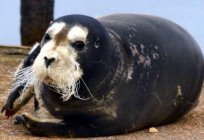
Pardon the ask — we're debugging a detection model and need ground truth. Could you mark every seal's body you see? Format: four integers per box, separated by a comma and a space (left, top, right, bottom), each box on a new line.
2, 14, 204, 137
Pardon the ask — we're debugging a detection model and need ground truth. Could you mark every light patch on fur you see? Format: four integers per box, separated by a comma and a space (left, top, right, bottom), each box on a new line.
94, 38, 100, 48
144, 55, 151, 67
140, 44, 145, 54
127, 65, 134, 80
67, 25, 88, 43
47, 22, 66, 36
138, 55, 146, 64
22, 112, 62, 123
152, 52, 159, 60
129, 42, 139, 56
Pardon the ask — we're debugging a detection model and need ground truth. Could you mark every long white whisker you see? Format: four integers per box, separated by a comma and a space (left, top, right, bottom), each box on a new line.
72, 76, 89, 101
9, 66, 38, 95
80, 77, 97, 101
43, 82, 59, 93
47, 67, 90, 101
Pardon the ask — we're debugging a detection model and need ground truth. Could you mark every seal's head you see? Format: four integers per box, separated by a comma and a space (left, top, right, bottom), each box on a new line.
31, 15, 115, 101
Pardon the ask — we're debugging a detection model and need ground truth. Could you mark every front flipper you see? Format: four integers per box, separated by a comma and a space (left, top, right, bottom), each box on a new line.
1, 44, 41, 117
1, 86, 25, 117
14, 113, 99, 137
14, 113, 69, 137
2, 86, 34, 118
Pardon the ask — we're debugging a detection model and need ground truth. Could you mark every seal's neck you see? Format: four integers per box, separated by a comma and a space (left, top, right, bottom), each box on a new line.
106, 29, 128, 90
88, 29, 128, 101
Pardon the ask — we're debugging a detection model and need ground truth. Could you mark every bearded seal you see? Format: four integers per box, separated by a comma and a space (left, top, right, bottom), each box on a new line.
1, 14, 204, 137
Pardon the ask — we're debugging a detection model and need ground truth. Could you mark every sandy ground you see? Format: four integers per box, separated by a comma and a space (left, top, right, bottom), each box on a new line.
0, 53, 204, 140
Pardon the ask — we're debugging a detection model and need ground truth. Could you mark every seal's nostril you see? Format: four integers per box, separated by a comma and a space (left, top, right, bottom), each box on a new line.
44, 57, 55, 68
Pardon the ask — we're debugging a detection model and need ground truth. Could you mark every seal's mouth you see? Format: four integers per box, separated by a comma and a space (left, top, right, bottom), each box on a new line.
43, 76, 55, 85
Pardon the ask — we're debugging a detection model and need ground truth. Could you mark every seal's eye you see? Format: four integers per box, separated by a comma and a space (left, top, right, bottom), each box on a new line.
44, 34, 51, 42
71, 41, 85, 50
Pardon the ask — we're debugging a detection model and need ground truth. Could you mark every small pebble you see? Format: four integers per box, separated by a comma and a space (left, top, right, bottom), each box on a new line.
149, 127, 159, 133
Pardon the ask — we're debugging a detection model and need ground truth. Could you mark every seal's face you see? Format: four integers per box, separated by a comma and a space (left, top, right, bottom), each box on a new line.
32, 22, 88, 100
14, 15, 113, 102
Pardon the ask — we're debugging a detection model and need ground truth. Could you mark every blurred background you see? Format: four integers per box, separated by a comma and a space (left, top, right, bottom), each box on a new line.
0, 0, 203, 53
